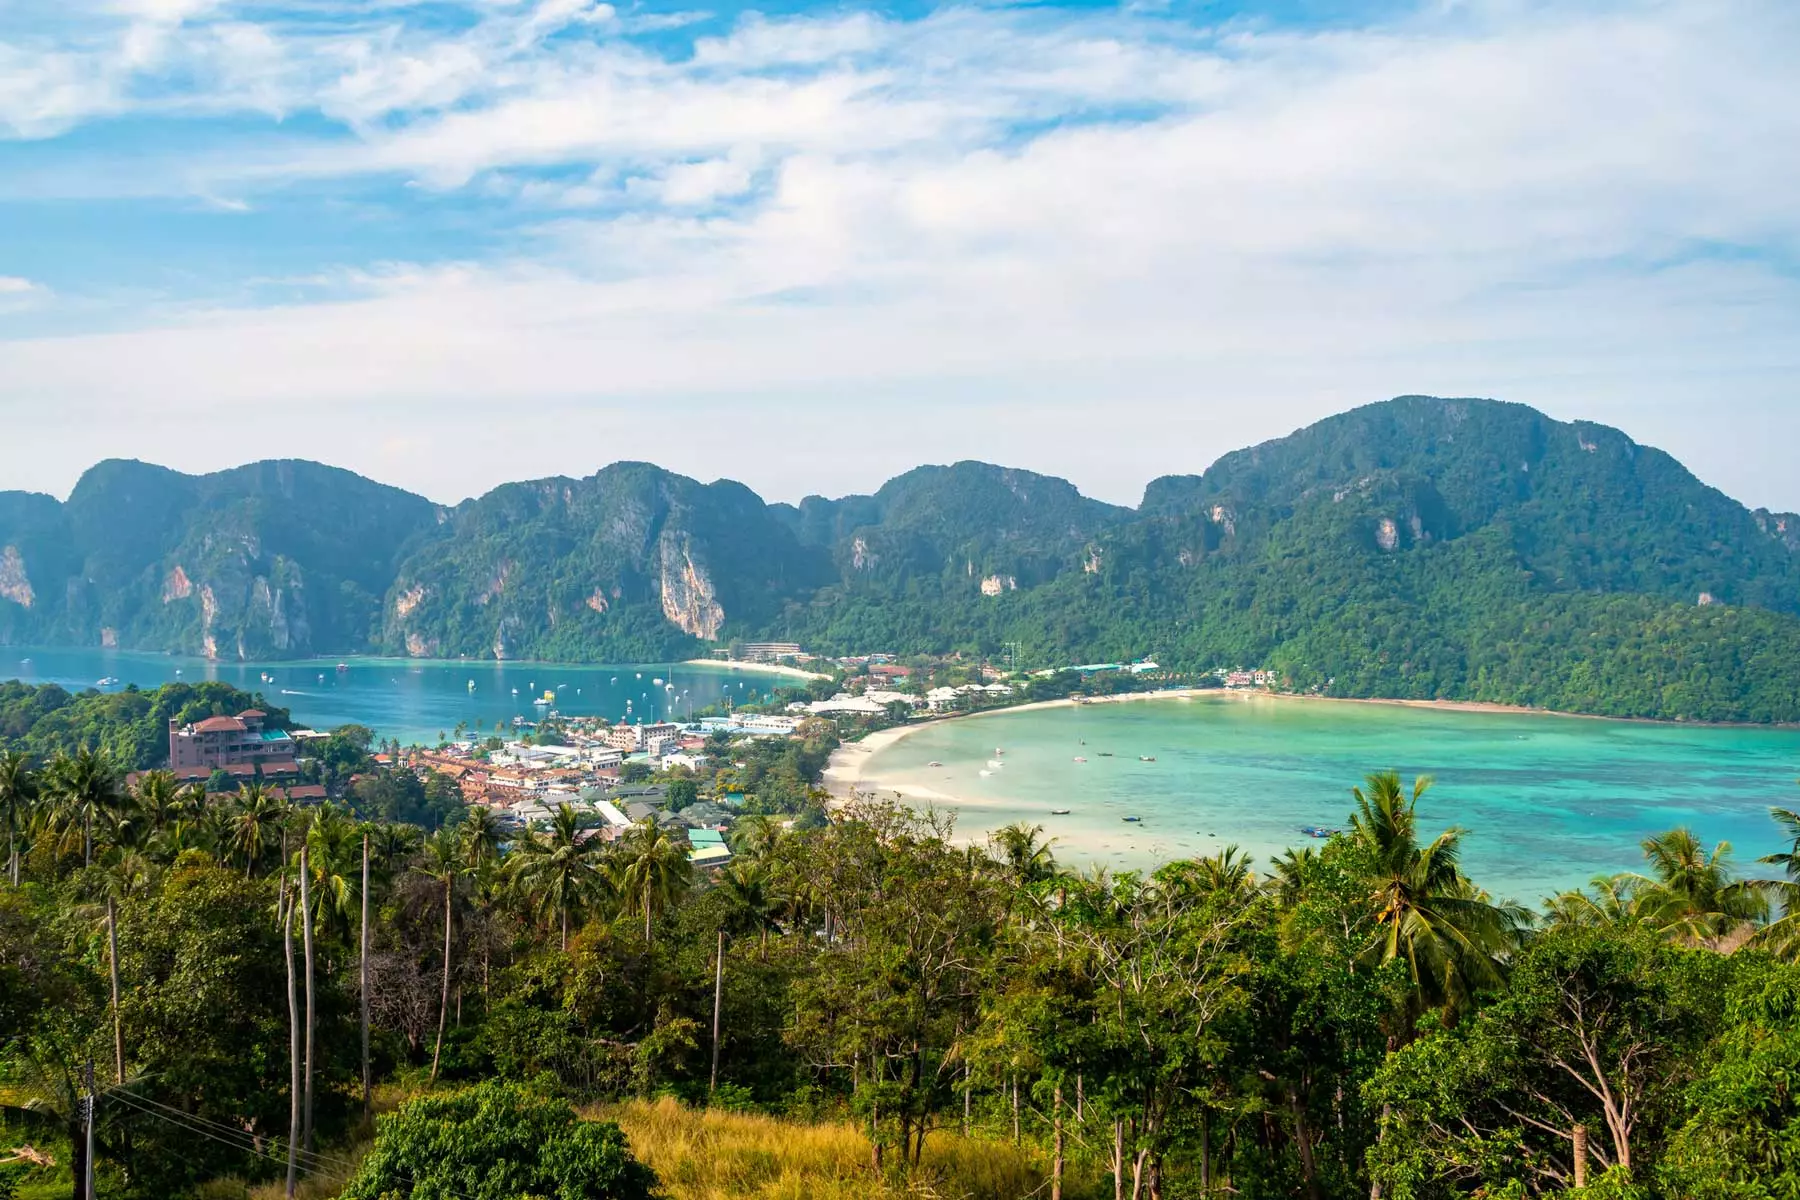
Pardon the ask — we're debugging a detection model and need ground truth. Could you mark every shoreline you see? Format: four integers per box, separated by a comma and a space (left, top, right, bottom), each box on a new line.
821, 683, 1796, 810
678, 658, 831, 681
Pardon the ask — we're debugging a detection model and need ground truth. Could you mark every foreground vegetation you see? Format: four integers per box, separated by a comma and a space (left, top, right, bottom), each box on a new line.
2, 719, 1800, 1197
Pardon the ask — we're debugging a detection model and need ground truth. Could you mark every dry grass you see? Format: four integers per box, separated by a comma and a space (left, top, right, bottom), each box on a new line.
595, 1097, 1103, 1200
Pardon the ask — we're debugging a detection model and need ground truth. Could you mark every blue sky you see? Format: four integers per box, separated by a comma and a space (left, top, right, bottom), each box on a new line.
1, 0, 1796, 508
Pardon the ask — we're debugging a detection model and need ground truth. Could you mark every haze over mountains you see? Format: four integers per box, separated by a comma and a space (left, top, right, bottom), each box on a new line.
5, 396, 1800, 722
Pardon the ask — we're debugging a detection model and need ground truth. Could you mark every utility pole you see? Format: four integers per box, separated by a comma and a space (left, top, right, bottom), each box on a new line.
709, 930, 724, 1096
83, 1059, 96, 1200
361, 831, 371, 1124
299, 843, 316, 1154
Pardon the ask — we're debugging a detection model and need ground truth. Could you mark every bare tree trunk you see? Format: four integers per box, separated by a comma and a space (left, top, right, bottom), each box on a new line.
282, 885, 300, 1199
644, 880, 652, 943
963, 1060, 971, 1137
870, 1097, 882, 1173
1200, 1112, 1210, 1193
360, 833, 371, 1123
1290, 1086, 1322, 1200
299, 845, 316, 1154
1052, 1081, 1065, 1200
1113, 1118, 1125, 1200
1573, 1124, 1589, 1189
561, 904, 569, 952
709, 930, 724, 1096
1012, 1075, 1020, 1144
430, 876, 451, 1083
106, 896, 123, 1084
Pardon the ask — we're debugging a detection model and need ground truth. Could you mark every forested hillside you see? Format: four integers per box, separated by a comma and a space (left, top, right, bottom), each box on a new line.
5, 397, 1800, 721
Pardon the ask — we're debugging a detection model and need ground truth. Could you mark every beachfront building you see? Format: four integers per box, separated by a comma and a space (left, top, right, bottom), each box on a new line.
737, 642, 804, 663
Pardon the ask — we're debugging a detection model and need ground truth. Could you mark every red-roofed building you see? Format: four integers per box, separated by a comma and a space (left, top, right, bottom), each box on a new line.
170, 708, 299, 778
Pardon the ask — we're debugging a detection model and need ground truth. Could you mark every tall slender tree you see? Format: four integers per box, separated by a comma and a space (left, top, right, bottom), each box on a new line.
415, 828, 465, 1083
0, 749, 37, 886
616, 818, 692, 944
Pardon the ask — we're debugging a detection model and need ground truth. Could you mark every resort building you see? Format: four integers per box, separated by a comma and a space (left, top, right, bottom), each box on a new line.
168, 709, 300, 782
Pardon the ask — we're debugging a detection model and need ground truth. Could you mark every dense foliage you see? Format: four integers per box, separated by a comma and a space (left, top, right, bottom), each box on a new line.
0, 681, 288, 768
7, 396, 1800, 719
3, 690, 1800, 1200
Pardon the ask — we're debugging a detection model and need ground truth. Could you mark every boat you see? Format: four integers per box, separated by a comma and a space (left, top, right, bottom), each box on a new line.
1300, 826, 1341, 839
927, 761, 943, 767
986, 759, 1004, 768
979, 769, 992, 777
511, 687, 519, 696
1139, 755, 1156, 762
96, 677, 119, 687
1097, 751, 1114, 757
335, 663, 348, 672
18, 657, 31, 666
1072, 756, 1087, 763
652, 677, 664, 686
467, 680, 476, 691
1122, 815, 1142, 823
1050, 808, 1071, 815
994, 748, 1004, 755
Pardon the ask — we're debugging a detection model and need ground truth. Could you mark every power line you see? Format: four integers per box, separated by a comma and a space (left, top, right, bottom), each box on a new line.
103, 1089, 359, 1175
103, 1088, 490, 1200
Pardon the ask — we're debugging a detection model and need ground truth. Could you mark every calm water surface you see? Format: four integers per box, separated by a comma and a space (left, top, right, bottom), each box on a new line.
860, 693, 1800, 899
4, 646, 791, 743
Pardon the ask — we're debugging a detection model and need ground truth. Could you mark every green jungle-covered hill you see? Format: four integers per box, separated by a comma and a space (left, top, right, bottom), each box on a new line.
5, 396, 1800, 721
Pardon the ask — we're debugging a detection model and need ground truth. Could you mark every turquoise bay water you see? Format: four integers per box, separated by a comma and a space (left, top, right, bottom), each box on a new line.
859, 694, 1800, 899
3, 646, 794, 744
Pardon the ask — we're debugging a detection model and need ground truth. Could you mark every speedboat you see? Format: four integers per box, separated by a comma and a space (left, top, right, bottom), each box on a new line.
927, 761, 943, 767
1072, 756, 1087, 763
986, 759, 1004, 768
1122, 815, 1142, 823
978, 769, 992, 777
1097, 751, 1113, 757
335, 663, 348, 672
1139, 755, 1156, 762
1050, 808, 1071, 815
96, 676, 119, 687
1300, 826, 1341, 839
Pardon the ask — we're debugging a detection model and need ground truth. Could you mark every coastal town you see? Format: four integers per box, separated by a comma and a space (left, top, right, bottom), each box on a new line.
184, 647, 1272, 872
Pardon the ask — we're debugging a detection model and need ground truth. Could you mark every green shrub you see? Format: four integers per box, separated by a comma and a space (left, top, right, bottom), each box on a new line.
338, 1081, 657, 1200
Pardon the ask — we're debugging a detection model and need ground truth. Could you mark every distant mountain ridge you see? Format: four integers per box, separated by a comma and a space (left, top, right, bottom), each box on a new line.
6, 396, 1800, 721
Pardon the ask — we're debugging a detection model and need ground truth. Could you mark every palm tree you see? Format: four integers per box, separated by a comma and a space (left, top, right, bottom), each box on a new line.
1347, 771, 1524, 1020
615, 818, 692, 944
130, 769, 185, 836
1633, 827, 1766, 949
728, 813, 782, 863
510, 804, 605, 950
46, 747, 125, 869
414, 828, 465, 1083
719, 859, 782, 959
990, 822, 1058, 886
230, 783, 286, 878
1753, 806, 1800, 957
302, 801, 364, 941
0, 749, 38, 885
458, 805, 504, 871
1543, 873, 1650, 929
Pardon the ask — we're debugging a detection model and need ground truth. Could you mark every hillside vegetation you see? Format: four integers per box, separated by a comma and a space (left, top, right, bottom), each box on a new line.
6, 396, 1800, 720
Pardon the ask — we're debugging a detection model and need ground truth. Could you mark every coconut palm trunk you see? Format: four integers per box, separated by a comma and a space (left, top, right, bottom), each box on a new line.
106, 896, 123, 1084
299, 844, 316, 1154
430, 871, 452, 1083
282, 882, 300, 1199
360, 832, 371, 1122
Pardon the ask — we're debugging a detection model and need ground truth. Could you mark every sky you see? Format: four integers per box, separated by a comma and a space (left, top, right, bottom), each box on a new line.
0, 0, 1795, 510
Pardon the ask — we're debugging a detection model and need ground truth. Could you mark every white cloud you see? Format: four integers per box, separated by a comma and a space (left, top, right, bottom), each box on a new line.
0, 276, 40, 293
0, 1, 1797, 508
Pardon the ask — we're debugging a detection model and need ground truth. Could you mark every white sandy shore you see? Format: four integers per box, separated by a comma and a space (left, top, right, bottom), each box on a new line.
681, 659, 831, 681
820, 686, 1614, 810
821, 688, 1221, 804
